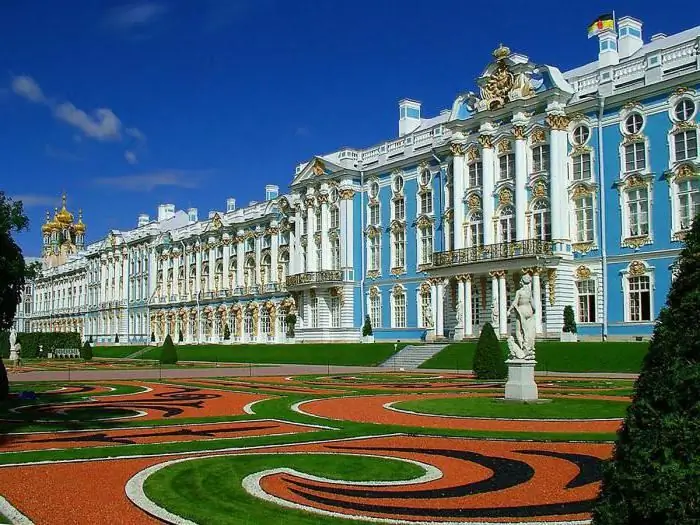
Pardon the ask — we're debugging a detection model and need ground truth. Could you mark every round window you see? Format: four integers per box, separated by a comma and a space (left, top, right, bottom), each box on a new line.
674, 99, 696, 122
625, 113, 644, 135
572, 125, 590, 145
393, 175, 404, 193
369, 182, 379, 198
420, 169, 431, 186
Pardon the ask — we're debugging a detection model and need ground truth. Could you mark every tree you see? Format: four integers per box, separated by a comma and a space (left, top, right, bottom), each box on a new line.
362, 315, 373, 337
0, 193, 30, 401
592, 216, 700, 525
178, 329, 184, 343
81, 341, 93, 361
285, 313, 297, 338
159, 334, 178, 364
114, 333, 119, 343
150, 332, 155, 343
563, 305, 577, 333
472, 322, 507, 379
223, 323, 230, 340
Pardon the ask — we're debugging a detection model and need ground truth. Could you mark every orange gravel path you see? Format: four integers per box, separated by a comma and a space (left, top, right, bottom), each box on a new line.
299, 393, 625, 433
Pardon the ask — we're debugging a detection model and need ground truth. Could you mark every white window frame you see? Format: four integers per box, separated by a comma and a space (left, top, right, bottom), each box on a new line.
417, 287, 432, 329
621, 184, 652, 240
392, 288, 407, 328
576, 278, 597, 324
368, 235, 381, 272
418, 225, 434, 266
499, 153, 515, 180
621, 262, 654, 323
329, 295, 340, 328
368, 202, 381, 226
392, 228, 406, 269
672, 130, 699, 163
571, 193, 596, 244
468, 161, 483, 188
393, 197, 405, 221
419, 190, 433, 215
467, 211, 484, 248
531, 199, 551, 241
498, 205, 515, 243
571, 151, 592, 181
531, 144, 550, 174
622, 141, 647, 173
368, 291, 382, 329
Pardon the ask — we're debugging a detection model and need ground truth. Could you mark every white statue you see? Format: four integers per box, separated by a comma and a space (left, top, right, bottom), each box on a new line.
423, 308, 434, 328
9, 328, 17, 349
507, 274, 536, 360
455, 300, 463, 326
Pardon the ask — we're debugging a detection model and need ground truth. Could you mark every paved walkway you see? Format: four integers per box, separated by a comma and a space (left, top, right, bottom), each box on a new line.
7, 363, 639, 382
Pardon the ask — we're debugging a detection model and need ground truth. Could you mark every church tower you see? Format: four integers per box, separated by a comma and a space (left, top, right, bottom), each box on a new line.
41, 193, 87, 268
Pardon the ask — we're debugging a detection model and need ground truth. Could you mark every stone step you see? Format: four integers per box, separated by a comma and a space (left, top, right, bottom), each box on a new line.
379, 344, 448, 369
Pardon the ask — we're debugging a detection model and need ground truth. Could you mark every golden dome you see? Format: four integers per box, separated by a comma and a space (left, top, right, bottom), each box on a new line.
493, 43, 511, 61
56, 193, 74, 225
41, 211, 53, 234
74, 209, 86, 234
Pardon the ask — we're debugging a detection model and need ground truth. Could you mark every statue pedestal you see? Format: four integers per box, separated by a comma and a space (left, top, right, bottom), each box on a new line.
505, 359, 538, 401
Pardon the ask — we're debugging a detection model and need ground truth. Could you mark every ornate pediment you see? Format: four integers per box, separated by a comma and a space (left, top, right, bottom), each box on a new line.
475, 45, 538, 112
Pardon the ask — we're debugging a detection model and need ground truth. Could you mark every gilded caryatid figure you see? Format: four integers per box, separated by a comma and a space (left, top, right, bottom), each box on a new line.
507, 274, 536, 360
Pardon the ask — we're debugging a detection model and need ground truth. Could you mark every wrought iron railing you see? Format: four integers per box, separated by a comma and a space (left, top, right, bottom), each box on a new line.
431, 240, 554, 268
286, 270, 343, 287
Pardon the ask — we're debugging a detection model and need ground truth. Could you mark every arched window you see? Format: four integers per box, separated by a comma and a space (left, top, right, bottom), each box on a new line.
419, 225, 433, 265
278, 251, 290, 283
261, 255, 271, 285
393, 288, 406, 328
331, 237, 340, 270
369, 289, 382, 328
532, 145, 550, 173
215, 262, 223, 291
200, 262, 209, 292
392, 229, 405, 269
229, 257, 237, 289
499, 206, 515, 243
244, 258, 255, 287
330, 206, 340, 229
532, 200, 551, 241
468, 211, 483, 248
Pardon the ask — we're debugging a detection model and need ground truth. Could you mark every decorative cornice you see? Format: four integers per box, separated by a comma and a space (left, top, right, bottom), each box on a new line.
366, 269, 380, 280
477, 135, 493, 149
531, 127, 546, 144
545, 113, 570, 131
622, 235, 652, 249
512, 125, 526, 140
450, 143, 465, 156
498, 188, 513, 206
339, 189, 355, 200
572, 242, 595, 254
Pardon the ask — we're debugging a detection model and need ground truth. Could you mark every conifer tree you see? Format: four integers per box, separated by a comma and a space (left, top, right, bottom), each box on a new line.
159, 334, 178, 365
472, 322, 507, 379
81, 341, 93, 361
592, 217, 700, 524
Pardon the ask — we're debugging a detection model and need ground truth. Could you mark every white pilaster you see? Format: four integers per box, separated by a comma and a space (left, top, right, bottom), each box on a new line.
271, 228, 279, 284
455, 276, 465, 340
533, 269, 543, 334
289, 222, 297, 275
546, 112, 571, 249
498, 272, 508, 336
195, 249, 202, 294
451, 144, 466, 250
161, 255, 167, 298
436, 279, 445, 339
513, 124, 528, 241
480, 132, 496, 245
172, 253, 180, 299
490, 271, 499, 331
222, 243, 230, 290
320, 194, 330, 270
254, 233, 262, 286
122, 252, 128, 301
236, 235, 245, 288
339, 189, 355, 275
306, 198, 317, 272
209, 244, 216, 292
464, 275, 473, 337
148, 249, 157, 300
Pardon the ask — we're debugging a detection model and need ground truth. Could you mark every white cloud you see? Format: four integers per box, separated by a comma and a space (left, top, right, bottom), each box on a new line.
11, 75, 45, 103
124, 150, 138, 164
93, 169, 211, 191
126, 127, 146, 141
11, 194, 60, 208
54, 103, 121, 141
106, 2, 168, 30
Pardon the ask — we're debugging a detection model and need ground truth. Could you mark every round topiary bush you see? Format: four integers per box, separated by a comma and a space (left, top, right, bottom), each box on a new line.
159, 334, 178, 365
563, 305, 577, 333
592, 216, 700, 524
472, 322, 507, 379
81, 341, 93, 361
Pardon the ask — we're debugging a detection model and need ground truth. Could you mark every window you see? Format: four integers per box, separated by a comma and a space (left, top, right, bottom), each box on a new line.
261, 255, 272, 284
577, 279, 596, 323
420, 191, 433, 214
499, 206, 515, 243
468, 212, 484, 247
678, 179, 700, 230
674, 99, 696, 122
624, 142, 646, 172
468, 161, 483, 187
315, 207, 322, 232
393, 291, 406, 328
330, 188, 339, 203
420, 289, 432, 328
370, 293, 382, 328
499, 153, 515, 180
393, 175, 404, 193
419, 226, 433, 265
532, 200, 551, 241
316, 241, 322, 270
627, 188, 649, 237
310, 294, 318, 328
532, 145, 550, 173
393, 229, 406, 268
572, 153, 592, 180
674, 131, 698, 161
420, 169, 431, 187
574, 196, 594, 242
628, 275, 651, 322
331, 238, 340, 270
394, 197, 405, 221
369, 204, 380, 225
261, 309, 271, 335
369, 181, 379, 199
330, 206, 340, 229
330, 296, 340, 328
369, 236, 381, 271
625, 113, 643, 135
573, 125, 590, 145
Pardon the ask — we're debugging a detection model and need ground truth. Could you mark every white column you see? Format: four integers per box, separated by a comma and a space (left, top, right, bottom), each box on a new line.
532, 268, 543, 334
148, 249, 157, 300
455, 276, 465, 340
122, 252, 128, 301
100, 260, 107, 304
307, 201, 317, 272
183, 250, 190, 299
161, 255, 167, 298
429, 280, 438, 340
513, 127, 528, 241
320, 194, 330, 270
209, 244, 216, 292
546, 113, 571, 249
340, 189, 355, 275
451, 144, 466, 250
480, 135, 496, 245
490, 271, 499, 330
271, 230, 279, 284
222, 243, 230, 290
236, 237, 244, 288
498, 272, 508, 336
464, 275, 473, 337
254, 234, 262, 286
436, 279, 445, 339
195, 249, 202, 294
172, 254, 180, 299
288, 223, 297, 275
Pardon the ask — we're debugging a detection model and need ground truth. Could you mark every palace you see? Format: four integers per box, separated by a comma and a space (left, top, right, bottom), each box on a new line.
15, 15, 700, 343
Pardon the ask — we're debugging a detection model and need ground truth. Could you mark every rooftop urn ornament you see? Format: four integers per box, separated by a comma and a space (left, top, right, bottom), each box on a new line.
507, 274, 536, 360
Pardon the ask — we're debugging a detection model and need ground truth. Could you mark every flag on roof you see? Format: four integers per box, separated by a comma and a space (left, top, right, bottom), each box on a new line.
588, 13, 615, 38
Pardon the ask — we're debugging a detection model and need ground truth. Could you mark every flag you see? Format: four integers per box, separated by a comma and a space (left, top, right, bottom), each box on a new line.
588, 13, 615, 38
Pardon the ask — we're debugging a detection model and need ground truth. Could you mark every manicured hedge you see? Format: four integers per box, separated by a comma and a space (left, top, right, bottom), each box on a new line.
0, 331, 81, 358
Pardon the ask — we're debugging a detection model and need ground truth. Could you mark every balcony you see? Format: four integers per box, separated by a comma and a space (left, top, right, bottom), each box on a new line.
286, 270, 343, 289
431, 240, 554, 269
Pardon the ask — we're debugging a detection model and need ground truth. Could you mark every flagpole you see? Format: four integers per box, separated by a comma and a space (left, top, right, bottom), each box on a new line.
613, 10, 616, 30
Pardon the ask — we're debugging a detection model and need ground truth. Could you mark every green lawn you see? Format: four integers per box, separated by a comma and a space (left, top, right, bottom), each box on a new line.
144, 454, 425, 525
92, 345, 147, 358
137, 343, 405, 366
421, 341, 648, 373
394, 396, 629, 419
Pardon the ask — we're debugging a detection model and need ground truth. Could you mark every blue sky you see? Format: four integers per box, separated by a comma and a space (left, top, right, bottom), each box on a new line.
0, 0, 686, 257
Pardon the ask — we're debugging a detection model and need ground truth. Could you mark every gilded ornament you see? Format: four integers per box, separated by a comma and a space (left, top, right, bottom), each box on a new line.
210, 213, 223, 230
569, 113, 586, 123
467, 193, 481, 210
390, 266, 405, 276
497, 139, 511, 154
316, 193, 330, 205
673, 86, 691, 96
367, 270, 380, 279
313, 231, 321, 243
498, 188, 513, 205
622, 101, 641, 111
416, 215, 434, 229
466, 145, 480, 161
443, 208, 454, 221
629, 260, 647, 276
450, 143, 465, 156
575, 265, 592, 280
572, 242, 594, 254
312, 158, 326, 176
571, 185, 593, 199
672, 121, 697, 133
531, 128, 546, 143
624, 174, 647, 189
478, 135, 493, 149
419, 281, 431, 295
547, 269, 556, 305
339, 189, 355, 200
675, 163, 696, 181
622, 236, 650, 249
622, 133, 645, 146
545, 114, 570, 131
390, 220, 405, 233
365, 225, 380, 238
512, 125, 526, 140
304, 196, 315, 208
479, 46, 514, 110
532, 181, 547, 198
369, 286, 380, 298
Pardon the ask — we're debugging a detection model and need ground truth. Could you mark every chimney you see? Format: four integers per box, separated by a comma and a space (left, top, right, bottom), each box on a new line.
617, 16, 643, 59
265, 185, 279, 201
157, 204, 175, 222
398, 99, 421, 137
651, 33, 666, 42
226, 198, 236, 212
598, 29, 619, 68
187, 208, 198, 223
137, 214, 149, 227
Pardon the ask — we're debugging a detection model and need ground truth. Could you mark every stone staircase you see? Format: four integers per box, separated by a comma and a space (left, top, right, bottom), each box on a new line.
379, 344, 448, 370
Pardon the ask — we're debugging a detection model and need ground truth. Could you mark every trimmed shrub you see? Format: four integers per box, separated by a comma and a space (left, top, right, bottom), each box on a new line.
285, 313, 297, 338
472, 322, 507, 379
178, 330, 184, 343
362, 315, 373, 337
223, 324, 230, 340
159, 334, 178, 364
114, 333, 119, 343
0, 331, 80, 358
592, 216, 700, 524
0, 357, 8, 401
563, 305, 577, 333
81, 341, 93, 361
150, 332, 155, 343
